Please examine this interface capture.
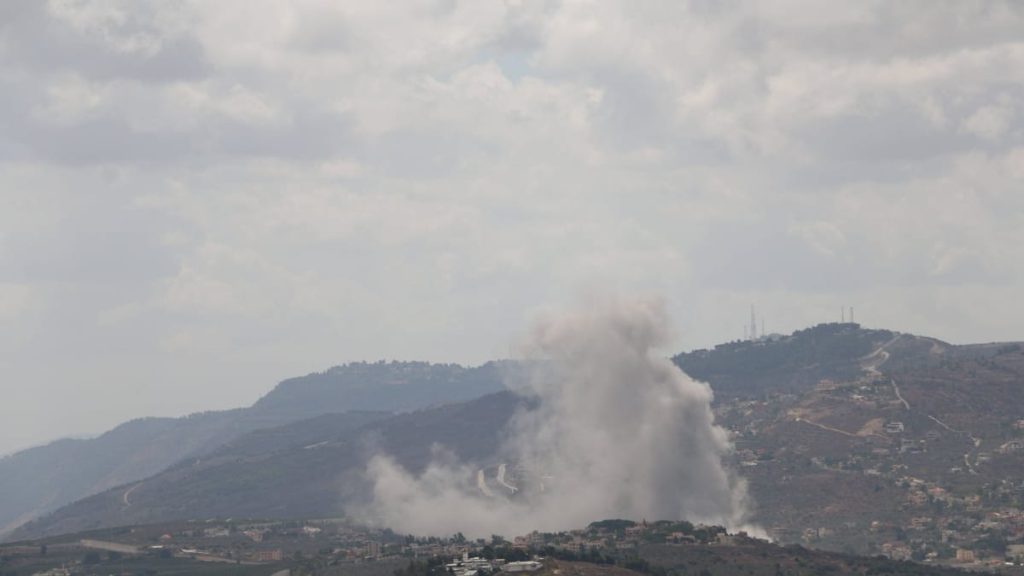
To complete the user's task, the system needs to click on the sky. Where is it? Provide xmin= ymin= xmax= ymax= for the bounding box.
xmin=2 ymin=0 xmax=1023 ymax=456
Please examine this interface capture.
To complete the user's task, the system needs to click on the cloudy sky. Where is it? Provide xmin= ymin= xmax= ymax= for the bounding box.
xmin=2 ymin=0 xmax=1023 ymax=455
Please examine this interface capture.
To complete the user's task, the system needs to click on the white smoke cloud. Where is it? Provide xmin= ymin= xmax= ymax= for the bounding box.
xmin=361 ymin=298 xmax=752 ymax=537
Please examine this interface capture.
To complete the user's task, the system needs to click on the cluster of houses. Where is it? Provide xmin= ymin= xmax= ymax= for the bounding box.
xmin=716 ymin=369 xmax=1024 ymax=569
xmin=40 ymin=519 xmax=558 ymax=571
xmin=509 ymin=520 xmax=743 ymax=557
xmin=786 ymin=475 xmax=1024 ymax=568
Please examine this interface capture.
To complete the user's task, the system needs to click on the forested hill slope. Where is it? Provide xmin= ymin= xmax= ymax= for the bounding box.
xmin=10 ymin=391 xmax=522 ymax=540
xmin=249 ymin=360 xmax=513 ymax=421
xmin=673 ymin=323 xmax=897 ymax=400
xmin=0 ymin=360 xmax=508 ymax=540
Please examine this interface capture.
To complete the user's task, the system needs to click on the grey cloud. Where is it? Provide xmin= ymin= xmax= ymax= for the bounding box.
xmin=0 ymin=85 xmax=355 ymax=166
xmin=688 ymin=220 xmax=866 ymax=293
xmin=210 ymin=110 xmax=356 ymax=162
xmin=2 ymin=0 xmax=1024 ymax=457
xmin=10 ymin=116 xmax=196 ymax=166
xmin=366 ymin=129 xmax=499 ymax=179
xmin=773 ymin=2 xmax=1024 ymax=59
xmin=0 ymin=0 xmax=208 ymax=83
xmin=0 ymin=195 xmax=180 ymax=285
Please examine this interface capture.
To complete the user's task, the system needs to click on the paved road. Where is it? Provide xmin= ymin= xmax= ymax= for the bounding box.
xmin=861 ymin=334 xmax=982 ymax=474
xmin=861 ymin=334 xmax=903 ymax=378
xmin=891 ymin=379 xmax=911 ymax=411
xmin=122 ymin=482 xmax=142 ymax=506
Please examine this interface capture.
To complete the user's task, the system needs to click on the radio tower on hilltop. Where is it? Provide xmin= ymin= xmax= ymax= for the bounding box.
xmin=749 ymin=305 xmax=758 ymax=341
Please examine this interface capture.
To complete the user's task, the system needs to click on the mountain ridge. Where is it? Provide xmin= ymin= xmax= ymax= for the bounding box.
xmin=8 ymin=391 xmax=524 ymax=540
xmin=0 ymin=360 xmax=508 ymax=539
xmin=7 ymin=324 xmax=1024 ymax=564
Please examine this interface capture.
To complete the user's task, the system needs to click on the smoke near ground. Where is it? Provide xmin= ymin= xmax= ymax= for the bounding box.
xmin=361 ymin=298 xmax=752 ymax=537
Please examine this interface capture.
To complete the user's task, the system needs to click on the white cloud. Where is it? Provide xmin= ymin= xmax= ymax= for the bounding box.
xmin=34 ymin=73 xmax=109 ymax=124
xmin=2 ymin=0 xmax=1024 ymax=455
xmin=787 ymin=221 xmax=846 ymax=258
xmin=46 ymin=0 xmax=177 ymax=56
xmin=0 ymin=283 xmax=36 ymax=317
xmin=962 ymin=100 xmax=1015 ymax=141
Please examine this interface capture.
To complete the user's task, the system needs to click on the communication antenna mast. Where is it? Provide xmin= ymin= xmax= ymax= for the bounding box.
xmin=850 ymin=307 xmax=855 ymax=324
xmin=750 ymin=305 xmax=757 ymax=340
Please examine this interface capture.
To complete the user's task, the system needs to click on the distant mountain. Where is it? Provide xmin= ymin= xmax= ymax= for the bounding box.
xmin=10 ymin=324 xmax=1024 ymax=563
xmin=10 ymin=391 xmax=522 ymax=540
xmin=248 ymin=360 xmax=515 ymax=421
xmin=0 ymin=361 xmax=508 ymax=540
xmin=4 ymin=324 xmax=943 ymax=542
xmin=0 ymin=410 xmax=248 ymax=539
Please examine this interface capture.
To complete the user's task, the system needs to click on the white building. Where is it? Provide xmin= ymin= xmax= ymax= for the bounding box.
xmin=503 ymin=561 xmax=542 ymax=572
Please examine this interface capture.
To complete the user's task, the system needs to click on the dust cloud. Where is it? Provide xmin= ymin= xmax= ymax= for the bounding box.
xmin=361 ymin=298 xmax=752 ymax=537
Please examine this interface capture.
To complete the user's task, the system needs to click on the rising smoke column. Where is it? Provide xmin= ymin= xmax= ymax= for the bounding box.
xmin=362 ymin=298 xmax=751 ymax=537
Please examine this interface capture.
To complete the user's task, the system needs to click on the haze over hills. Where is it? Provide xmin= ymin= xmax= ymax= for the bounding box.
xmin=2 ymin=324 xmax=890 ymax=540
xmin=249 ymin=361 xmax=516 ymax=422
xmin=10 ymin=391 xmax=523 ymax=540
xmin=6 ymin=323 xmax=1024 ymax=565
xmin=4 ymin=3 xmax=1021 ymax=574
xmin=0 ymin=361 xmax=508 ymax=539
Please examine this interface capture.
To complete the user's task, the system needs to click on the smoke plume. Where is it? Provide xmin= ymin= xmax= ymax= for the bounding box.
xmin=361 ymin=298 xmax=751 ymax=537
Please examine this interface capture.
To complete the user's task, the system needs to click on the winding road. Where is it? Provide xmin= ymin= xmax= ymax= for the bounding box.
xmin=122 ymin=482 xmax=142 ymax=506
xmin=891 ymin=379 xmax=911 ymax=411
xmin=860 ymin=334 xmax=982 ymax=474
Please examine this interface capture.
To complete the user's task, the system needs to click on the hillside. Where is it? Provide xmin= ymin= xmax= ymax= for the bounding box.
xmin=0 ymin=410 xmax=248 ymax=538
xmin=672 ymin=323 xmax=896 ymax=400
xmin=10 ymin=392 xmax=523 ymax=540
xmin=0 ymin=361 xmax=508 ymax=540
xmin=248 ymin=360 xmax=515 ymax=421
xmin=10 ymin=324 xmax=1024 ymax=566
xmin=707 ymin=328 xmax=1024 ymax=561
